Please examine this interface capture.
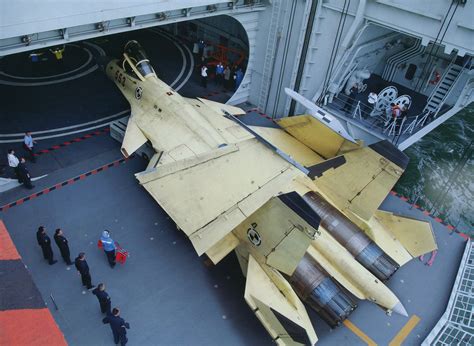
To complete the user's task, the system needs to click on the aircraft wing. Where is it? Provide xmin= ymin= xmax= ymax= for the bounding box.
xmin=135 ymin=138 xmax=310 ymax=259
xmin=311 ymin=140 xmax=409 ymax=221
xmin=134 ymin=137 xmax=321 ymax=344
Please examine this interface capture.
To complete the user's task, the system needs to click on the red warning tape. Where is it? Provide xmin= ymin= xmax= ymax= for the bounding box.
xmin=0 ymin=156 xmax=130 ymax=213
xmin=35 ymin=128 xmax=110 ymax=157
xmin=389 ymin=190 xmax=471 ymax=240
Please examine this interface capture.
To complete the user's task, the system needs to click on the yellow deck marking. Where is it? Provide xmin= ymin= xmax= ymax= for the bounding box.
xmin=389 ymin=315 xmax=421 ymax=346
xmin=343 ymin=320 xmax=377 ymax=346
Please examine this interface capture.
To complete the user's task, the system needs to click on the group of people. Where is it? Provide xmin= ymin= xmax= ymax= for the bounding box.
xmin=7 ymin=131 xmax=36 ymax=189
xmin=36 ymin=226 xmax=130 ymax=345
xmin=192 ymin=37 xmax=245 ymax=91
xmin=200 ymin=62 xmax=244 ymax=91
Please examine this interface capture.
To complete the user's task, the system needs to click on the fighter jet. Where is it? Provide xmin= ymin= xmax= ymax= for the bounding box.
xmin=103 ymin=41 xmax=437 ymax=345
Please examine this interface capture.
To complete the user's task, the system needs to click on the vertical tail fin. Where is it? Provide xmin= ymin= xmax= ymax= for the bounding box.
xmin=244 ymin=255 xmax=318 ymax=345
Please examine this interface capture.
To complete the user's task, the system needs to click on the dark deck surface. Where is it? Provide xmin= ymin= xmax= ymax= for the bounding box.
xmin=0 ymin=28 xmax=469 ymax=346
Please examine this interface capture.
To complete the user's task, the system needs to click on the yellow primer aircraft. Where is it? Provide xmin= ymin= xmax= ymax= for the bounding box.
xmin=103 ymin=41 xmax=437 ymax=345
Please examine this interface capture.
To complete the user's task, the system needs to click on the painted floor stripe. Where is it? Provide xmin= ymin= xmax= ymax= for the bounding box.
xmin=23 ymin=128 xmax=109 ymax=157
xmin=389 ymin=315 xmax=421 ymax=346
xmin=0 ymin=110 xmax=128 ymax=138
xmin=343 ymin=320 xmax=377 ymax=346
xmin=0 ymin=157 xmax=130 ymax=213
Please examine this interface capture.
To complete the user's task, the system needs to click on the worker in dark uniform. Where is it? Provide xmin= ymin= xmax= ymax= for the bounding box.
xmin=92 ymin=283 xmax=112 ymax=315
xmin=17 ymin=158 xmax=34 ymax=189
xmin=343 ymin=84 xmax=358 ymax=113
xmin=36 ymin=226 xmax=57 ymax=265
xmin=54 ymin=228 xmax=73 ymax=265
xmin=103 ymin=307 xmax=130 ymax=346
xmin=74 ymin=252 xmax=94 ymax=290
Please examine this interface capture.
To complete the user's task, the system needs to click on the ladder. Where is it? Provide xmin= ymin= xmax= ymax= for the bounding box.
xmin=423 ymin=63 xmax=463 ymax=117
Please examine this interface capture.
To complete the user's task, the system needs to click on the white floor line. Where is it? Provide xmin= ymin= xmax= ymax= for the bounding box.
xmin=149 ymin=29 xmax=193 ymax=91
xmin=149 ymin=29 xmax=186 ymax=89
xmin=0 ymin=46 xmax=93 ymax=80
xmin=0 ymin=121 xmax=125 ymax=143
xmin=83 ymin=41 xmax=106 ymax=57
xmin=0 ymin=110 xmax=130 ymax=138
xmin=0 ymin=65 xmax=98 ymax=86
xmin=174 ymin=38 xmax=194 ymax=91
xmin=0 ymin=175 xmax=48 ymax=193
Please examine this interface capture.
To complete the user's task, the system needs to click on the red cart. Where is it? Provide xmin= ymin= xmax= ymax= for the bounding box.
xmin=97 ymin=240 xmax=129 ymax=265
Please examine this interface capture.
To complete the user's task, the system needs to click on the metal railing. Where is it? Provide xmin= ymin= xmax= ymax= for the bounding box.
xmin=326 ymin=94 xmax=412 ymax=137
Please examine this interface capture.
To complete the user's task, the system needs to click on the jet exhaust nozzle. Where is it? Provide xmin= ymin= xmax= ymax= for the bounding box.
xmin=303 ymin=191 xmax=399 ymax=281
xmin=289 ymin=254 xmax=357 ymax=328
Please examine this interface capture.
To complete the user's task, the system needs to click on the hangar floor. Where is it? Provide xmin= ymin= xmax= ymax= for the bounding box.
xmin=0 ymin=28 xmax=468 ymax=345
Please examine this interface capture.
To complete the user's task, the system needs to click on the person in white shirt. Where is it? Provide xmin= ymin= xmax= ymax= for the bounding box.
xmin=23 ymin=131 xmax=37 ymax=163
xmin=7 ymin=149 xmax=20 ymax=181
xmin=201 ymin=65 xmax=208 ymax=88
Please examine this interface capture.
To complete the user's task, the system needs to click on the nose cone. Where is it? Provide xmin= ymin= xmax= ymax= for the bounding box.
xmin=96 ymin=56 xmax=113 ymax=73
xmin=392 ymin=301 xmax=408 ymax=317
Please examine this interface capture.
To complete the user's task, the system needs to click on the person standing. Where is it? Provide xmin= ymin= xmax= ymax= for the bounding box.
xmin=17 ymin=158 xmax=34 ymax=189
xmin=391 ymin=103 xmax=401 ymax=119
xmin=224 ymin=66 xmax=231 ymax=90
xmin=23 ymin=132 xmax=36 ymax=163
xmin=200 ymin=65 xmax=208 ymax=88
xmin=100 ymin=230 xmax=116 ymax=268
xmin=36 ymin=226 xmax=57 ymax=265
xmin=7 ymin=149 xmax=20 ymax=181
xmin=74 ymin=252 xmax=94 ymax=289
xmin=54 ymin=228 xmax=73 ymax=265
xmin=234 ymin=68 xmax=244 ymax=90
xmin=92 ymin=283 xmax=112 ymax=315
xmin=49 ymin=46 xmax=65 ymax=63
xmin=215 ymin=62 xmax=224 ymax=85
xmin=103 ymin=307 xmax=130 ymax=346
xmin=343 ymin=84 xmax=358 ymax=113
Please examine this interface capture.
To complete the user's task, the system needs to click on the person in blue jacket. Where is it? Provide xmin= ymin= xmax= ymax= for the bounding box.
xmin=101 ymin=230 xmax=116 ymax=268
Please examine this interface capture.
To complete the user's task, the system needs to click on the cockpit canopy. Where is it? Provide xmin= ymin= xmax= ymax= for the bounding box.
xmin=122 ymin=40 xmax=156 ymax=80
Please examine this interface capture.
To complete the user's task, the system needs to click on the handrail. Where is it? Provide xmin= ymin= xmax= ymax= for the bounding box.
xmin=426 ymin=52 xmax=458 ymax=101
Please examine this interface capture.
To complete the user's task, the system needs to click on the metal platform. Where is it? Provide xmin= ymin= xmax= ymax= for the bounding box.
xmin=423 ymin=240 xmax=474 ymax=346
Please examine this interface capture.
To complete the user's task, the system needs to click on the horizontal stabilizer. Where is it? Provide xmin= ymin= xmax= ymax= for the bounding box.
xmin=313 ymin=141 xmax=408 ymax=221
xmin=277 ymin=115 xmax=346 ymax=159
xmin=121 ymin=117 xmax=148 ymax=157
xmin=284 ymin=88 xmax=356 ymax=146
xmin=244 ymin=255 xmax=318 ymax=345
xmin=373 ymin=210 xmax=437 ymax=259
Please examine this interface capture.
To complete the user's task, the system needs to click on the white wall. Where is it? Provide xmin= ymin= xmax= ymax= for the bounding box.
xmin=0 ymin=1 xmax=230 ymax=39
